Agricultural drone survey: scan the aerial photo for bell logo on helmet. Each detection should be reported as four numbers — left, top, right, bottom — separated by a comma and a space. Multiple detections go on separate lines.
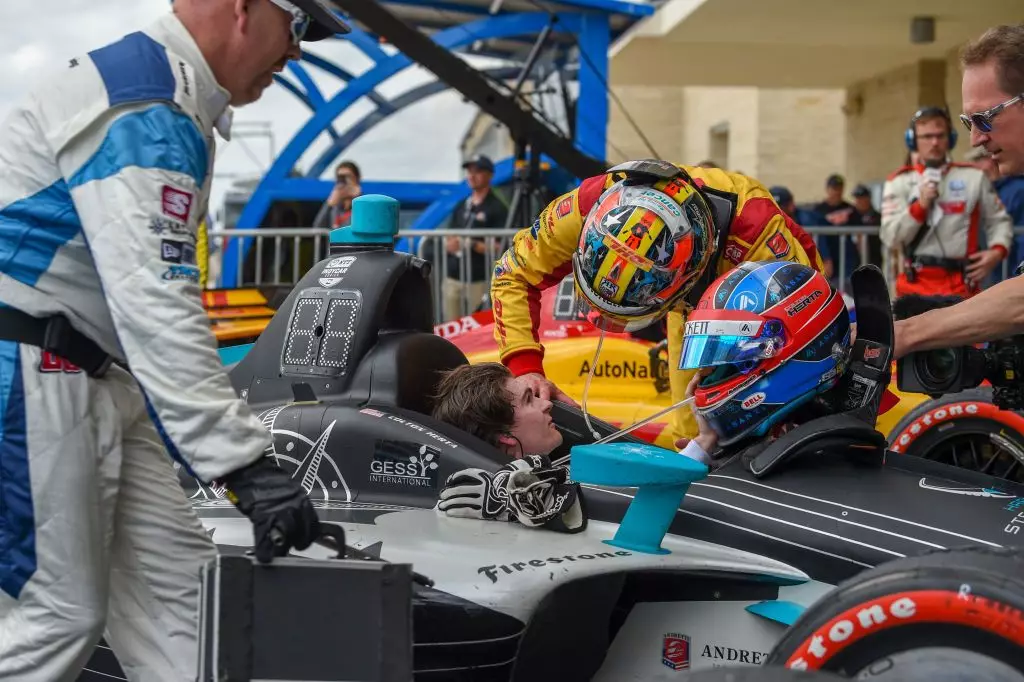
742, 392, 766, 410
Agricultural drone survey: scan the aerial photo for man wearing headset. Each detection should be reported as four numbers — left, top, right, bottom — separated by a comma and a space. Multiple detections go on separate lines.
881, 106, 1012, 298
894, 24, 1024, 359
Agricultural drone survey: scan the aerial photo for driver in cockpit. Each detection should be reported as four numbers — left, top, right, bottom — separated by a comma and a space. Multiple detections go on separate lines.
430, 362, 587, 533
431, 362, 564, 459
432, 260, 853, 531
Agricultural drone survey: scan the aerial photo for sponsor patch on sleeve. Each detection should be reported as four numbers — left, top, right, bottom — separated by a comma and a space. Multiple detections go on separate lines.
766, 232, 790, 259
162, 185, 194, 222
160, 239, 195, 265
724, 241, 746, 264
556, 195, 574, 218
161, 264, 200, 283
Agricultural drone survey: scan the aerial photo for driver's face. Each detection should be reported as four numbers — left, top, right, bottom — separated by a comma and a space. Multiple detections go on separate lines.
506, 377, 563, 457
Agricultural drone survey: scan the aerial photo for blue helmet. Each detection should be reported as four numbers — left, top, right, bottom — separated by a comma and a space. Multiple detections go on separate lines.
682, 261, 851, 446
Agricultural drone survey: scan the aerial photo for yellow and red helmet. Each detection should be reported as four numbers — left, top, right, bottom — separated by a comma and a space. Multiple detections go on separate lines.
572, 175, 716, 332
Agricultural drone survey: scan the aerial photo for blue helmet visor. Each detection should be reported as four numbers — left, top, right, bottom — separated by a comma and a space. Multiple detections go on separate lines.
680, 333, 783, 370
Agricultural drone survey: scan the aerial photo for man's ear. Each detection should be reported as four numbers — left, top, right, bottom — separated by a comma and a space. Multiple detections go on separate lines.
234, 0, 251, 31
497, 433, 522, 457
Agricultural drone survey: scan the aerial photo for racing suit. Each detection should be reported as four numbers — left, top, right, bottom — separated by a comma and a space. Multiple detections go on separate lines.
881, 163, 1012, 298
491, 165, 824, 442
0, 15, 271, 681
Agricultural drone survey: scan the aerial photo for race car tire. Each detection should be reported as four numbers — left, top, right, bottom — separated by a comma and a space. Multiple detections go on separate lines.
886, 388, 1024, 473
765, 546, 1024, 677
680, 667, 847, 680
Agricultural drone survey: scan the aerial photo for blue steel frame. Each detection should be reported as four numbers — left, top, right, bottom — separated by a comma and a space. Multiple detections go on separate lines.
221, 0, 652, 286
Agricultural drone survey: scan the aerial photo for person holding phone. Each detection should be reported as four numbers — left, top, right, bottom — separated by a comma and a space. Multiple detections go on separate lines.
314, 160, 362, 229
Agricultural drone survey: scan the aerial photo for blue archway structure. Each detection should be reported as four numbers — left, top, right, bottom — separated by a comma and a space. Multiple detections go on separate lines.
222, 0, 655, 286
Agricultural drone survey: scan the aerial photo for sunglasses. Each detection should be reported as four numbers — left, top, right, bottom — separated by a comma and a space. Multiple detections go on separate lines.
959, 93, 1023, 133
267, 0, 311, 46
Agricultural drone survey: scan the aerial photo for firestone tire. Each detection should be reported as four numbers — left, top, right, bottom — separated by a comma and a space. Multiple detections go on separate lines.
765, 547, 1024, 678
680, 667, 847, 681
886, 388, 1024, 478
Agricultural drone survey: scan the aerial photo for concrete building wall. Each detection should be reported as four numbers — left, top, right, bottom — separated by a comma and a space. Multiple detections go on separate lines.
679, 86, 760, 175
843, 48, 972, 188
944, 46, 968, 163
755, 88, 847, 204
843, 62, 921, 188
605, 85, 686, 165
607, 85, 846, 204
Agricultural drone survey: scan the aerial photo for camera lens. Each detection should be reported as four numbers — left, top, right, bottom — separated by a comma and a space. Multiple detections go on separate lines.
918, 348, 958, 388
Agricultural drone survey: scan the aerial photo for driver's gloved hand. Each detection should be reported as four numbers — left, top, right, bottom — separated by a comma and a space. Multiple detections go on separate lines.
221, 457, 320, 563
506, 456, 587, 534
436, 466, 516, 521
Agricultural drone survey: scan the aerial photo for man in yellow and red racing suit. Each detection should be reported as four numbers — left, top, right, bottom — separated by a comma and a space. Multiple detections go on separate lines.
491, 162, 825, 442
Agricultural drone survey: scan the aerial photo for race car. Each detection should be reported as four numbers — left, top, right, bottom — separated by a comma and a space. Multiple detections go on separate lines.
81, 240, 1024, 682
438, 277, 1024, 484
204, 286, 288, 346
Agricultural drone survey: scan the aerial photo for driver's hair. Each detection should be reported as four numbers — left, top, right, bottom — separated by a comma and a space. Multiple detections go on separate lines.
432, 363, 515, 449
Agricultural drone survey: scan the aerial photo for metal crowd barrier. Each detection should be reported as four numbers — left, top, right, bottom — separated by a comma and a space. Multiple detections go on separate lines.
209, 225, 1024, 323
803, 226, 1024, 294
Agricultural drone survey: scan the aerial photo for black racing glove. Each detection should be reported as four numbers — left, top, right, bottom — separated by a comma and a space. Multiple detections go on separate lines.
221, 457, 320, 563
506, 455, 587, 534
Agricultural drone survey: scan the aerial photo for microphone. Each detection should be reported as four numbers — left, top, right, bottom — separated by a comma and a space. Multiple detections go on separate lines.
922, 158, 943, 187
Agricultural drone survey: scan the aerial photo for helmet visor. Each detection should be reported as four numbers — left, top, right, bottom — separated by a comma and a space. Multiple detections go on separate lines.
680, 332, 783, 370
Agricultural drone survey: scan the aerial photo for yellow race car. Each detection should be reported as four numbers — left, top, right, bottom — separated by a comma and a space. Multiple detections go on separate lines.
204, 286, 293, 346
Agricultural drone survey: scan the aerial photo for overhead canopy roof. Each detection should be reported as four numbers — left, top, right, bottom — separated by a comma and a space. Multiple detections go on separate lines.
610, 0, 1024, 88
349, 0, 659, 62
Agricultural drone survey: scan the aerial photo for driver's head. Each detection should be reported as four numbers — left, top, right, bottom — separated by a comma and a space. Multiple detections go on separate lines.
681, 261, 851, 446
572, 172, 715, 334
432, 363, 564, 458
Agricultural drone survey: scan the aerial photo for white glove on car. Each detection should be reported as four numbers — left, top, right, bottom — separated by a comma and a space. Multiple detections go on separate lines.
436, 463, 520, 520
437, 455, 587, 534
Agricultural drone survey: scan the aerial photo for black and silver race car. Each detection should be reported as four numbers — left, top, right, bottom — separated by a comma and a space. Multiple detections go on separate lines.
81, 236, 1024, 682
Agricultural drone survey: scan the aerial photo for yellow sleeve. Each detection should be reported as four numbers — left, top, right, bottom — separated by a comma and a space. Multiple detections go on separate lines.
492, 175, 613, 376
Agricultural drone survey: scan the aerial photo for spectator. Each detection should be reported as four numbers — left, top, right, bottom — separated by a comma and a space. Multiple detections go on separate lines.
770, 185, 818, 225
852, 184, 883, 267
881, 106, 1012, 298
314, 160, 361, 229
813, 174, 861, 283
970, 146, 1024, 279
444, 155, 508, 319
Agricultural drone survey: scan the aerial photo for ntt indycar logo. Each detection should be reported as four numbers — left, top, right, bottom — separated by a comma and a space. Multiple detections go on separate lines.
478, 550, 632, 583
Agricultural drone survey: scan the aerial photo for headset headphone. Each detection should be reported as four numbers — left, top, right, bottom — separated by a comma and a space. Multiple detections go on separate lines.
904, 106, 958, 152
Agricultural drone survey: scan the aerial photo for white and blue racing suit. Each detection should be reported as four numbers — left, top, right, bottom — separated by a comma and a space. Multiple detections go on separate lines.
0, 14, 271, 681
